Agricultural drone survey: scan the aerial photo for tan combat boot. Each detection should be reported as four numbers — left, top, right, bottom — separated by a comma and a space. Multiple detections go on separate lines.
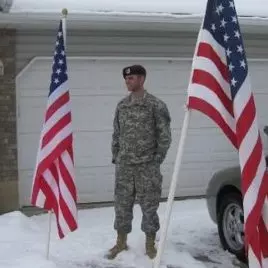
106, 232, 128, 259
145, 233, 157, 259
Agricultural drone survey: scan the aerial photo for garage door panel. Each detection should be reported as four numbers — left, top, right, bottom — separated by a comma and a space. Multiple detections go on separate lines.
249, 62, 268, 90
146, 72, 191, 90
251, 94, 268, 150
18, 170, 33, 206
19, 93, 228, 135
75, 166, 115, 203
160, 95, 232, 130
17, 133, 39, 170
18, 131, 113, 170
18, 166, 116, 205
71, 95, 121, 131
18, 97, 46, 133
74, 132, 113, 167
255, 94, 268, 117
19, 161, 237, 206
161, 159, 238, 197
166, 129, 237, 167
18, 95, 121, 133
18, 60, 191, 95
18, 71, 51, 93
19, 126, 238, 174
19, 73, 125, 96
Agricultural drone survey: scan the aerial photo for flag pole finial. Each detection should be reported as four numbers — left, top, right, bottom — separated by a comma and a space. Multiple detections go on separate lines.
62, 8, 68, 17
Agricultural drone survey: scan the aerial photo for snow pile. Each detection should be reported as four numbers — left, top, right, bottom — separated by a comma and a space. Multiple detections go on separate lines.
0, 199, 239, 268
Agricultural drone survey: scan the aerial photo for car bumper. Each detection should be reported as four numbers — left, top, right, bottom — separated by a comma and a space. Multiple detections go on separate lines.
206, 194, 217, 224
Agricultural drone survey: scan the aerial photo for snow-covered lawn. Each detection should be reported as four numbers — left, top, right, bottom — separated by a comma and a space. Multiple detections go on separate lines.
0, 199, 244, 268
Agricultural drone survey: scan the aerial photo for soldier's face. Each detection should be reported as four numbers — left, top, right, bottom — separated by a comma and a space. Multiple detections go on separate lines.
124, 75, 144, 92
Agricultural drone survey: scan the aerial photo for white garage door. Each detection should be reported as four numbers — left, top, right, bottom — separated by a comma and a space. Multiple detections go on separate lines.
16, 57, 268, 207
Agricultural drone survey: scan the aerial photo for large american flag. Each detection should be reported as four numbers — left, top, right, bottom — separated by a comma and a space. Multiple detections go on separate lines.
31, 20, 78, 239
187, 0, 268, 266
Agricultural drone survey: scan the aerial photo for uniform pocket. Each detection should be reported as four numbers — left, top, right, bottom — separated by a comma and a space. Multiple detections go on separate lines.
138, 162, 162, 196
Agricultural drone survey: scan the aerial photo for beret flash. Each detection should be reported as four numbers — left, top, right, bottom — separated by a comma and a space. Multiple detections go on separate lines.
122, 64, 146, 78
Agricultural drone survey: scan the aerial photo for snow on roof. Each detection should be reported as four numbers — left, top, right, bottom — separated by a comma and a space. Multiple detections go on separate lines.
9, 0, 268, 19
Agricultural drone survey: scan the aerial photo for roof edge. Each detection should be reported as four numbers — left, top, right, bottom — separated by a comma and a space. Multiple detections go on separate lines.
0, 11, 268, 30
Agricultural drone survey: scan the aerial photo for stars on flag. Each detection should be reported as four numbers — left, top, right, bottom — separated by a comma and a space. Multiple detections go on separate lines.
50, 30, 67, 88
211, 0, 248, 94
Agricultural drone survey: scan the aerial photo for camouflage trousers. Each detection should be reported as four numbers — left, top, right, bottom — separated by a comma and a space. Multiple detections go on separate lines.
114, 161, 163, 234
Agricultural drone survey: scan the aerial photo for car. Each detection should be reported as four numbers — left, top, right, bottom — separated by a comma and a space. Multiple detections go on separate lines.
206, 126, 268, 264
206, 165, 246, 263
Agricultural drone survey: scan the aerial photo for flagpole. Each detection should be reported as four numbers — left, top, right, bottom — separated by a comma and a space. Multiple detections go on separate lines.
152, 15, 205, 268
61, 8, 68, 48
152, 109, 191, 268
46, 210, 52, 259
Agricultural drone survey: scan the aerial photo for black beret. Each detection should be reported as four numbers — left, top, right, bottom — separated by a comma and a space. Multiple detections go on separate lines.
122, 64, 146, 78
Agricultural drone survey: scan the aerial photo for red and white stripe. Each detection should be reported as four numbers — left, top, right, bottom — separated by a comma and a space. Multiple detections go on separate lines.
31, 81, 78, 239
187, 29, 268, 267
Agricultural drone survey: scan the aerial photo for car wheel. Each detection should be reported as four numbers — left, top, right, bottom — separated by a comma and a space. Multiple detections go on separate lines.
217, 192, 247, 263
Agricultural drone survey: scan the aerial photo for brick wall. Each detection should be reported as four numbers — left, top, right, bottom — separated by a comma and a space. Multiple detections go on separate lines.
0, 29, 18, 213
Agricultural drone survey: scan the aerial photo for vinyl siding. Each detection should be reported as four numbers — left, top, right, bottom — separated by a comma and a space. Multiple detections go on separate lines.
16, 29, 268, 75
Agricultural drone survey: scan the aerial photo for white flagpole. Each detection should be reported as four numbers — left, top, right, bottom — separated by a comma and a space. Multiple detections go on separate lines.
152, 15, 206, 268
46, 211, 52, 259
152, 110, 191, 268
62, 8, 68, 48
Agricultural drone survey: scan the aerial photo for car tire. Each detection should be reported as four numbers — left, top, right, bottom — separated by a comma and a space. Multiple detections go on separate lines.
217, 192, 247, 263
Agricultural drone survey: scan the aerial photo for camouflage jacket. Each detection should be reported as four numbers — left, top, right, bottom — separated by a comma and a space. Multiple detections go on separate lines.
111, 91, 171, 165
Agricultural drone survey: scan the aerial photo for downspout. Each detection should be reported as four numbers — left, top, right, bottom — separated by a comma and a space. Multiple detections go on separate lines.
0, 0, 13, 13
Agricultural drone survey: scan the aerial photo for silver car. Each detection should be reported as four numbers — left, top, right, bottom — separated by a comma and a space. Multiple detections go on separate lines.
206, 126, 268, 264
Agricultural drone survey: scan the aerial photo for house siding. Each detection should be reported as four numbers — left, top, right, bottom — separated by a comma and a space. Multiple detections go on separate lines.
16, 29, 268, 75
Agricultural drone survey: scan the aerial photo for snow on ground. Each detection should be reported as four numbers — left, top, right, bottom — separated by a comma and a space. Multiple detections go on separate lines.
0, 199, 243, 268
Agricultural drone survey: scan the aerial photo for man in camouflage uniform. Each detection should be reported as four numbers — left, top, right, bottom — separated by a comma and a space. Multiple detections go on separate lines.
106, 64, 171, 260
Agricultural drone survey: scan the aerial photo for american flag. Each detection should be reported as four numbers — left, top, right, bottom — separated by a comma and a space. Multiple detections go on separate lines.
187, 0, 268, 266
31, 20, 78, 239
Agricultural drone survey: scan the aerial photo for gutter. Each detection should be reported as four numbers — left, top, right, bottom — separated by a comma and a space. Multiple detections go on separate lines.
0, 0, 267, 26
1, 11, 268, 24
0, 6, 267, 31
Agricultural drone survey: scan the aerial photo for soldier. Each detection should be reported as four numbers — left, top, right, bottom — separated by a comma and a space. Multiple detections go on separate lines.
106, 64, 172, 260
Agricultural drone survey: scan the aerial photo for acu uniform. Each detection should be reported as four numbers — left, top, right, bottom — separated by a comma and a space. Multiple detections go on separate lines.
107, 64, 172, 260
112, 91, 172, 235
